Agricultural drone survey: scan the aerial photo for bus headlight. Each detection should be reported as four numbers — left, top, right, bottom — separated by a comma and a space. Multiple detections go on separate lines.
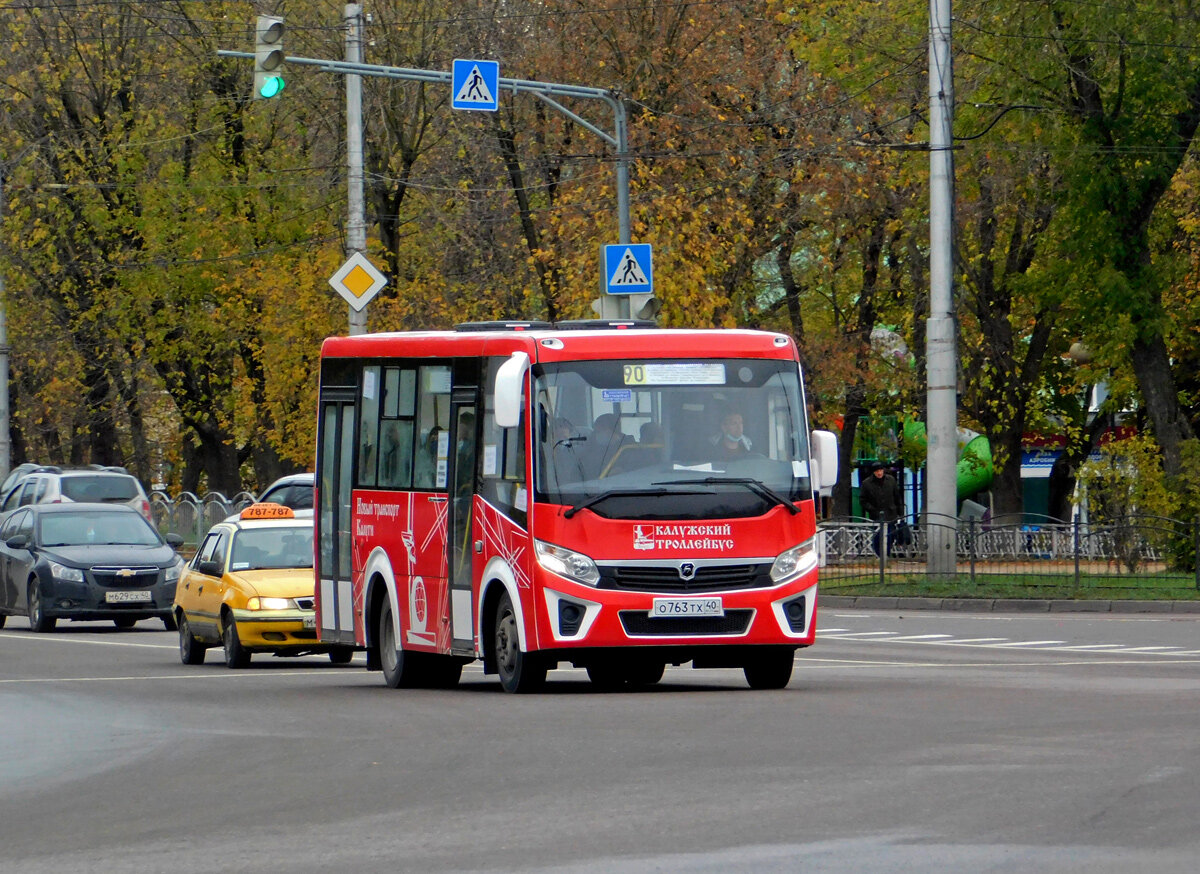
535, 540, 600, 587
769, 538, 816, 583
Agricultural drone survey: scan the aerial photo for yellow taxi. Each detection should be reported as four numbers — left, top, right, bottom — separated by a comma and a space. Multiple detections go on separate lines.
173, 504, 355, 668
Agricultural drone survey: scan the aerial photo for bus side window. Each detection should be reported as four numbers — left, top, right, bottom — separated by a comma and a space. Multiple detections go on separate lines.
414, 365, 451, 490
359, 366, 381, 487
378, 367, 416, 489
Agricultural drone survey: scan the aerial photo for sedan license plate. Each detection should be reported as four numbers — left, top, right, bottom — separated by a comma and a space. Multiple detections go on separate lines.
302, 615, 316, 629
106, 590, 152, 604
650, 597, 724, 618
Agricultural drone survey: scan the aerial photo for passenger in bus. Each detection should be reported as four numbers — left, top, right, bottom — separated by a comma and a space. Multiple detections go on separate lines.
415, 426, 443, 489
711, 410, 753, 457
582, 413, 632, 478
639, 421, 665, 445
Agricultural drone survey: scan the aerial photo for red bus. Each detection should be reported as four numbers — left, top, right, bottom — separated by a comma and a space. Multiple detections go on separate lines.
314, 321, 837, 692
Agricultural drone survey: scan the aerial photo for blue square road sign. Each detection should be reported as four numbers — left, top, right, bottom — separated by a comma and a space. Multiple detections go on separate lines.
452, 59, 500, 112
603, 244, 653, 296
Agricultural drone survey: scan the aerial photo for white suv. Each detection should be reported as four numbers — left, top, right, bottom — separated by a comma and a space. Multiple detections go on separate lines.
0, 466, 152, 522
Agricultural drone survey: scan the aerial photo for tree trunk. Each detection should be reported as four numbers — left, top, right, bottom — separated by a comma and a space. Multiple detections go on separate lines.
1130, 333, 1194, 476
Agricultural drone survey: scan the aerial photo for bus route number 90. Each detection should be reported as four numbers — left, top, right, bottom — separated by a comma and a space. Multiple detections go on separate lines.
623, 364, 646, 385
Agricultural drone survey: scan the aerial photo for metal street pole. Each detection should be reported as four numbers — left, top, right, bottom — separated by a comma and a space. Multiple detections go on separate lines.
344, 4, 368, 336
927, 0, 958, 575
0, 162, 9, 482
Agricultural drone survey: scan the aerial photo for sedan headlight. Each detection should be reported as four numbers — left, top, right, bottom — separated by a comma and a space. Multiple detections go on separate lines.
47, 561, 85, 583
534, 540, 600, 586
163, 558, 184, 583
769, 538, 816, 583
246, 596, 293, 610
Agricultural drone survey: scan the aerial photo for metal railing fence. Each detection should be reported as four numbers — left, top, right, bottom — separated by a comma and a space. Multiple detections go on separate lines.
818, 513, 1200, 593
150, 490, 257, 549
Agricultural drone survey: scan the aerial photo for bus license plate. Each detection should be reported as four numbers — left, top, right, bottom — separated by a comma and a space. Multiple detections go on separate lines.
303, 615, 316, 629
106, 590, 152, 604
650, 597, 724, 618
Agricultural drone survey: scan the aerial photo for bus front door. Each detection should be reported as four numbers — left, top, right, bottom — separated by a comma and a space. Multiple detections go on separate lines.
318, 396, 356, 644
448, 394, 477, 653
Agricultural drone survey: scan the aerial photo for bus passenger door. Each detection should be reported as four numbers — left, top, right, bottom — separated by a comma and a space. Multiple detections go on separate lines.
317, 395, 357, 644
448, 390, 477, 653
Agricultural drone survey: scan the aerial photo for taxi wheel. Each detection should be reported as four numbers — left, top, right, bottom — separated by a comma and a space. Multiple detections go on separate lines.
222, 613, 251, 669
328, 646, 354, 665
178, 614, 207, 666
743, 648, 794, 690
28, 581, 56, 633
378, 600, 419, 688
494, 591, 546, 694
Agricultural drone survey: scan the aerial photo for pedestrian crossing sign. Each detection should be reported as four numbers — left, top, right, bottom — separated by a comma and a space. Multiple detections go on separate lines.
603, 244, 653, 295
452, 59, 499, 112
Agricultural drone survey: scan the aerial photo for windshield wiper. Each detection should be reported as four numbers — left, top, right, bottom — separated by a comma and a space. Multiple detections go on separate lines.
653, 477, 799, 515
564, 487, 703, 519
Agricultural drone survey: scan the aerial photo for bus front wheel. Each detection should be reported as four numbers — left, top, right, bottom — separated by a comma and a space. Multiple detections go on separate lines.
743, 648, 794, 690
494, 591, 546, 694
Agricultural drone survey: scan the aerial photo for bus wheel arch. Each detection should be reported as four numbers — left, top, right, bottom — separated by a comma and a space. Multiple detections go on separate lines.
364, 572, 390, 672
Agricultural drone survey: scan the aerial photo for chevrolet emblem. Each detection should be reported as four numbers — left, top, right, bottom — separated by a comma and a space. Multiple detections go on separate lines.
116, 568, 136, 578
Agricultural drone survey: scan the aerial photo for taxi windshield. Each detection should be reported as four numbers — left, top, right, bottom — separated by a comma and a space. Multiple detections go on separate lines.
229, 526, 314, 571
532, 358, 811, 520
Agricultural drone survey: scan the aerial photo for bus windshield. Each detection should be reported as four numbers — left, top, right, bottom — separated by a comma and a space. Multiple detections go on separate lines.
533, 358, 811, 520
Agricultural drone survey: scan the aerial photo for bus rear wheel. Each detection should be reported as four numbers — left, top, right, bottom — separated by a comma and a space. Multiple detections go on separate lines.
494, 591, 545, 694
378, 600, 420, 688
743, 648, 794, 690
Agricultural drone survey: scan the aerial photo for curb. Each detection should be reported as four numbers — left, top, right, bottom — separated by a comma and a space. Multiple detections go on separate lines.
820, 595, 1200, 615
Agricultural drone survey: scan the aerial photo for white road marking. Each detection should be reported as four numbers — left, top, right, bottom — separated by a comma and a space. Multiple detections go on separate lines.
821, 631, 898, 638
983, 640, 1065, 647
0, 670, 345, 685
1119, 646, 1180, 653
882, 634, 954, 641
0, 632, 175, 650
946, 638, 1008, 643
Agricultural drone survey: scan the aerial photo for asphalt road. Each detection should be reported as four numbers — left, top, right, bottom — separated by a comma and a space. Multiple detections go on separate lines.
1, 608, 1198, 874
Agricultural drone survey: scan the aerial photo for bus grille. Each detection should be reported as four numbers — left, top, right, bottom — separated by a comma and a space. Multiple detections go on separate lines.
601, 564, 770, 593
619, 609, 753, 636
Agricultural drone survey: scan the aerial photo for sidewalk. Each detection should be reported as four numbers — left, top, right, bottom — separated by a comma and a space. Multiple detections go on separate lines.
820, 595, 1200, 615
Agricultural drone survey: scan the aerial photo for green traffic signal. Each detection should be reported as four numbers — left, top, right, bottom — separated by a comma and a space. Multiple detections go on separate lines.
254, 15, 285, 101
259, 75, 285, 99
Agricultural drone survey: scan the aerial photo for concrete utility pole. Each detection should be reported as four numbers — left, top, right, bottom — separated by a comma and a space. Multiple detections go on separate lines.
927, 0, 958, 575
344, 4, 368, 336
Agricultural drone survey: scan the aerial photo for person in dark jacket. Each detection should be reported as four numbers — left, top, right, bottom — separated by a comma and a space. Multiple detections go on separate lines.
859, 461, 902, 555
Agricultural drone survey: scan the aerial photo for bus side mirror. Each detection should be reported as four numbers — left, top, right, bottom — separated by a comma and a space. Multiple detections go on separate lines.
494, 351, 530, 429
810, 429, 838, 490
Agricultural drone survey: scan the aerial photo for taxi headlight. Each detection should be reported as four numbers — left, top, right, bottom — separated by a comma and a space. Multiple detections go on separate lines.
47, 561, 85, 583
769, 538, 816, 583
535, 540, 600, 587
246, 596, 292, 610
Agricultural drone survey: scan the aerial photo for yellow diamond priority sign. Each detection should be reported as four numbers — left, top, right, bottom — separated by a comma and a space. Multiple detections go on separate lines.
329, 252, 387, 312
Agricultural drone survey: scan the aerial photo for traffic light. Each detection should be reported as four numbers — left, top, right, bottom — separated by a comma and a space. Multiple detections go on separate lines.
254, 15, 285, 99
